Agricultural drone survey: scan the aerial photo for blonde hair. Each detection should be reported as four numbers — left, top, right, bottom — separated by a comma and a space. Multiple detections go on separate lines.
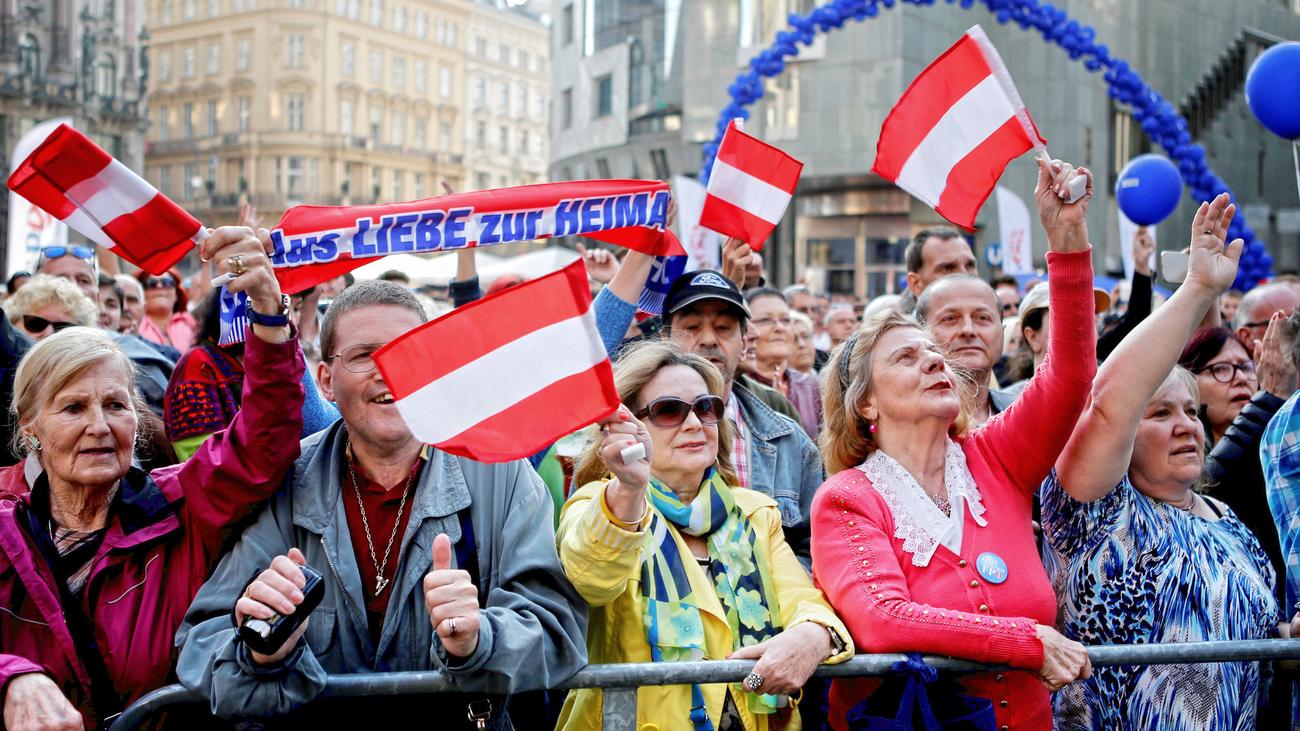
820, 309, 975, 475
3, 274, 97, 329
573, 340, 738, 488
11, 326, 144, 456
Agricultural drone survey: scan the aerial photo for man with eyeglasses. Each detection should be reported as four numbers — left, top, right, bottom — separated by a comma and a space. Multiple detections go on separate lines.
178, 279, 587, 727
1235, 281, 1300, 348
659, 270, 823, 568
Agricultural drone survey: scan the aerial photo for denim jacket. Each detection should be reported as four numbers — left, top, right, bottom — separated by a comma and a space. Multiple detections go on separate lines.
732, 381, 825, 570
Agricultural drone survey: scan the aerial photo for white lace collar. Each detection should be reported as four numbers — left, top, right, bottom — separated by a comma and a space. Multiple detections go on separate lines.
856, 439, 987, 567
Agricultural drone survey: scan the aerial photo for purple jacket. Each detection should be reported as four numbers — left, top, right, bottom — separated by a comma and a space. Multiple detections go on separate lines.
0, 332, 304, 728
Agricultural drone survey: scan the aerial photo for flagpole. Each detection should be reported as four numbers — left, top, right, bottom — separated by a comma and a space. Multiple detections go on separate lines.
1292, 140, 1299, 203
1035, 143, 1087, 204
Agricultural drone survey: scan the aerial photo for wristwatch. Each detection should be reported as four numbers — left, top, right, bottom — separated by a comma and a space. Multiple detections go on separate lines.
247, 294, 291, 328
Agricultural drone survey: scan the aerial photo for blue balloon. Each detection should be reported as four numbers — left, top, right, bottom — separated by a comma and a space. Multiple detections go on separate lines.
1245, 42, 1300, 139
1115, 154, 1183, 226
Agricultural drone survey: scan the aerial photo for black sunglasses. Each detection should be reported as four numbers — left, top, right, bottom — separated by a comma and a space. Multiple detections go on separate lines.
144, 275, 176, 289
635, 395, 725, 428
22, 315, 78, 334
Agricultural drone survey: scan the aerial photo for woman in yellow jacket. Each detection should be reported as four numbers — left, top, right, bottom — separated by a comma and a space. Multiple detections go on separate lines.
556, 341, 852, 731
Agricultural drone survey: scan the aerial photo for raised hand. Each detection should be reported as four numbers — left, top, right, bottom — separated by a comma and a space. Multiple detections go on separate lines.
721, 237, 752, 287
1255, 312, 1296, 398
576, 242, 620, 284
1132, 227, 1155, 277
596, 404, 653, 525
424, 533, 481, 659
1034, 156, 1092, 252
1184, 192, 1244, 296
235, 548, 311, 665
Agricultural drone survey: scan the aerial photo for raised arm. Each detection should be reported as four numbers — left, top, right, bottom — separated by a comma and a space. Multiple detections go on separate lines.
1097, 229, 1155, 361
1055, 194, 1243, 502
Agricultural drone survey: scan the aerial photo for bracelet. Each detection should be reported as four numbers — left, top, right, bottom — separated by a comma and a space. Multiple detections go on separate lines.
601, 481, 649, 531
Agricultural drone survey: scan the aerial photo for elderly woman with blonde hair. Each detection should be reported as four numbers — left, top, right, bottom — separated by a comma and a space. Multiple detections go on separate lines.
810, 157, 1099, 730
3, 274, 96, 340
556, 339, 851, 731
0, 227, 306, 730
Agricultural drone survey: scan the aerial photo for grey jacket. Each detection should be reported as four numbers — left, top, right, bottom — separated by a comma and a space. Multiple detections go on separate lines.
732, 382, 825, 569
175, 421, 588, 726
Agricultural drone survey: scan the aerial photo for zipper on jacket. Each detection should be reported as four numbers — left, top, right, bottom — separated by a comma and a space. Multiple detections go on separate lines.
320, 535, 367, 631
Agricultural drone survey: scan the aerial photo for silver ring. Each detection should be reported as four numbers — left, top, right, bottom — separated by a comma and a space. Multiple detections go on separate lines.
743, 672, 763, 691
448, 617, 458, 636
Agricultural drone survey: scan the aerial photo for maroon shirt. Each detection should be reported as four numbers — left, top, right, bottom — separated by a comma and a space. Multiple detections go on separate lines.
341, 448, 424, 641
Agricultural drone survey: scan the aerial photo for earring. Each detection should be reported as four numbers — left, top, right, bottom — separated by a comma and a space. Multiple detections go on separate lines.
868, 422, 878, 434
24, 434, 41, 452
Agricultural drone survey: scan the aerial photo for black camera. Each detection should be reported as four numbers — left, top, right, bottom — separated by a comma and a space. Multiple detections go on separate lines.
238, 563, 326, 656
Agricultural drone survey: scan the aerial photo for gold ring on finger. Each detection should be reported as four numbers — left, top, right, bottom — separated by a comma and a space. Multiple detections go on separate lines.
228, 254, 247, 276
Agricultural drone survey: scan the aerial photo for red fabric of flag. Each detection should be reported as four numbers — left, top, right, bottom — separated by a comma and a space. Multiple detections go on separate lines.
699, 121, 803, 250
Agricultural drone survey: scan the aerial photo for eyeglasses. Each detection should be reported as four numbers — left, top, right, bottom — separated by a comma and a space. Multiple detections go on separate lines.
635, 395, 725, 428
21, 315, 78, 334
325, 342, 386, 373
1197, 360, 1257, 384
143, 275, 176, 289
751, 316, 793, 330
1240, 320, 1272, 331
1000, 303, 1018, 314
41, 246, 95, 261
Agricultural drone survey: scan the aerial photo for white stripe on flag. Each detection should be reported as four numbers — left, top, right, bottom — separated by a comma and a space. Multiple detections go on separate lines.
394, 308, 607, 444
65, 159, 158, 229
894, 75, 1016, 207
706, 157, 793, 226
61, 208, 116, 250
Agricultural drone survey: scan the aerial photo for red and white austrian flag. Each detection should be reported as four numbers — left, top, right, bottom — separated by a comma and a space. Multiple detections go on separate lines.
373, 260, 619, 463
872, 25, 1047, 231
700, 120, 803, 250
7, 124, 201, 274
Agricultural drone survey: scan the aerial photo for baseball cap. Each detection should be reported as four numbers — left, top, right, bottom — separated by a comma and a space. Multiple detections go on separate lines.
663, 270, 751, 320
1019, 282, 1111, 323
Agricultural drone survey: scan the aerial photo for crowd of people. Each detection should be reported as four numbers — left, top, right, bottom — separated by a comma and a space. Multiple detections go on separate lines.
1, 156, 1299, 731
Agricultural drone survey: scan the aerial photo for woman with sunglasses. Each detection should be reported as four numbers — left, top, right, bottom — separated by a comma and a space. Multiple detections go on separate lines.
133, 267, 196, 353
557, 340, 851, 731
2, 274, 96, 341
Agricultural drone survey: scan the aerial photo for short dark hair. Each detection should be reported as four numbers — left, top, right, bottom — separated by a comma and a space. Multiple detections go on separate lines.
904, 227, 964, 274
377, 269, 410, 284
1179, 326, 1252, 373
915, 274, 998, 323
97, 273, 124, 315
6, 271, 30, 295
991, 274, 1018, 289
743, 286, 786, 306
320, 279, 426, 358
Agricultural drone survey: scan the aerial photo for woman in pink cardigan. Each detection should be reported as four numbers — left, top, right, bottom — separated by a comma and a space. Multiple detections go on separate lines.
811, 157, 1096, 731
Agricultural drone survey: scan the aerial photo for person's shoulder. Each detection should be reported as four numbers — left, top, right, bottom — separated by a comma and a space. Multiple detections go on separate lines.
733, 486, 779, 514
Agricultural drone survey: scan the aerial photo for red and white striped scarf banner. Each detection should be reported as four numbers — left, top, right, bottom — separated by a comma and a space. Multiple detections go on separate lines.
271, 179, 684, 294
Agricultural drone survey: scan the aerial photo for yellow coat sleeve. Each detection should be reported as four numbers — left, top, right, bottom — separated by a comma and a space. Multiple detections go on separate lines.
556, 480, 652, 608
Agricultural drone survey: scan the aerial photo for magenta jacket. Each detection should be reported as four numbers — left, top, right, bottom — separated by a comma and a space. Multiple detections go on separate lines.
0, 332, 304, 728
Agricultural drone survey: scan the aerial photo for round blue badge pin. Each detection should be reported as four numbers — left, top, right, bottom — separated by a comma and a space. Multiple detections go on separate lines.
975, 552, 1009, 585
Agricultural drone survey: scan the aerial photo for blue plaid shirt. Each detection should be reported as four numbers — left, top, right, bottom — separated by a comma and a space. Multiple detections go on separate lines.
1262, 391, 1300, 611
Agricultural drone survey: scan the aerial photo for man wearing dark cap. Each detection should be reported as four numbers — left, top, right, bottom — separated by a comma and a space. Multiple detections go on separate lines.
660, 269, 824, 567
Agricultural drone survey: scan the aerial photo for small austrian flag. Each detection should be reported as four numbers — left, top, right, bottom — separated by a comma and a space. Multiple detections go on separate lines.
7, 124, 201, 274
872, 25, 1046, 231
373, 260, 619, 463
700, 120, 803, 250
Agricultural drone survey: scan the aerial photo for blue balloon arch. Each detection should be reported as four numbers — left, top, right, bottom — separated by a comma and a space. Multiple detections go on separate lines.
701, 0, 1274, 289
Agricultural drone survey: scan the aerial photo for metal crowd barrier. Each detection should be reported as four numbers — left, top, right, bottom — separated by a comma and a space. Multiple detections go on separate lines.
108, 639, 1300, 730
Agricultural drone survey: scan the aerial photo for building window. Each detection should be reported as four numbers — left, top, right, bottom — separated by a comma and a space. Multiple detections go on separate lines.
182, 47, 195, 78
183, 0, 195, 20
435, 17, 446, 44
498, 125, 508, 153
182, 162, 197, 198
650, 148, 670, 179
340, 99, 354, 135
414, 60, 427, 93
414, 172, 425, 199
341, 42, 354, 75
475, 37, 487, 57
414, 116, 427, 148
391, 111, 405, 145
595, 158, 611, 178
369, 0, 382, 26
206, 98, 218, 136
95, 54, 117, 99
439, 121, 451, 151
287, 35, 305, 68
519, 129, 528, 155
237, 96, 250, 132
533, 88, 544, 119
475, 172, 491, 190
182, 101, 194, 138
474, 121, 486, 148
370, 166, 381, 200
473, 77, 485, 104
369, 107, 382, 141
519, 85, 528, 116
560, 88, 572, 129
286, 94, 305, 131
439, 66, 451, 98
762, 66, 799, 141
393, 4, 405, 31
158, 166, 172, 197
415, 11, 428, 39
205, 43, 219, 75
236, 39, 250, 71
561, 4, 574, 45
499, 82, 509, 111
207, 0, 219, 17
285, 157, 304, 199
157, 106, 170, 140
392, 169, 403, 200
369, 50, 382, 84
233, 0, 254, 10
594, 75, 612, 118
446, 21, 457, 47
392, 56, 405, 88
518, 51, 528, 70
161, 0, 172, 24
158, 50, 172, 82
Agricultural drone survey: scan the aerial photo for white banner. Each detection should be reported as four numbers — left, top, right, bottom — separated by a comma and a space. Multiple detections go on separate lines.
1119, 211, 1156, 281
672, 174, 721, 271
994, 185, 1033, 274
6, 117, 72, 277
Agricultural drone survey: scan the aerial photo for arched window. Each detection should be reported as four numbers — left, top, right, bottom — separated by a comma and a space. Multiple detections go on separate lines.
19, 34, 40, 82
96, 54, 117, 99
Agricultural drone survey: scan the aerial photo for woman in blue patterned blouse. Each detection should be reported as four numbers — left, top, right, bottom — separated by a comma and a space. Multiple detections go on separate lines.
1040, 194, 1300, 730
